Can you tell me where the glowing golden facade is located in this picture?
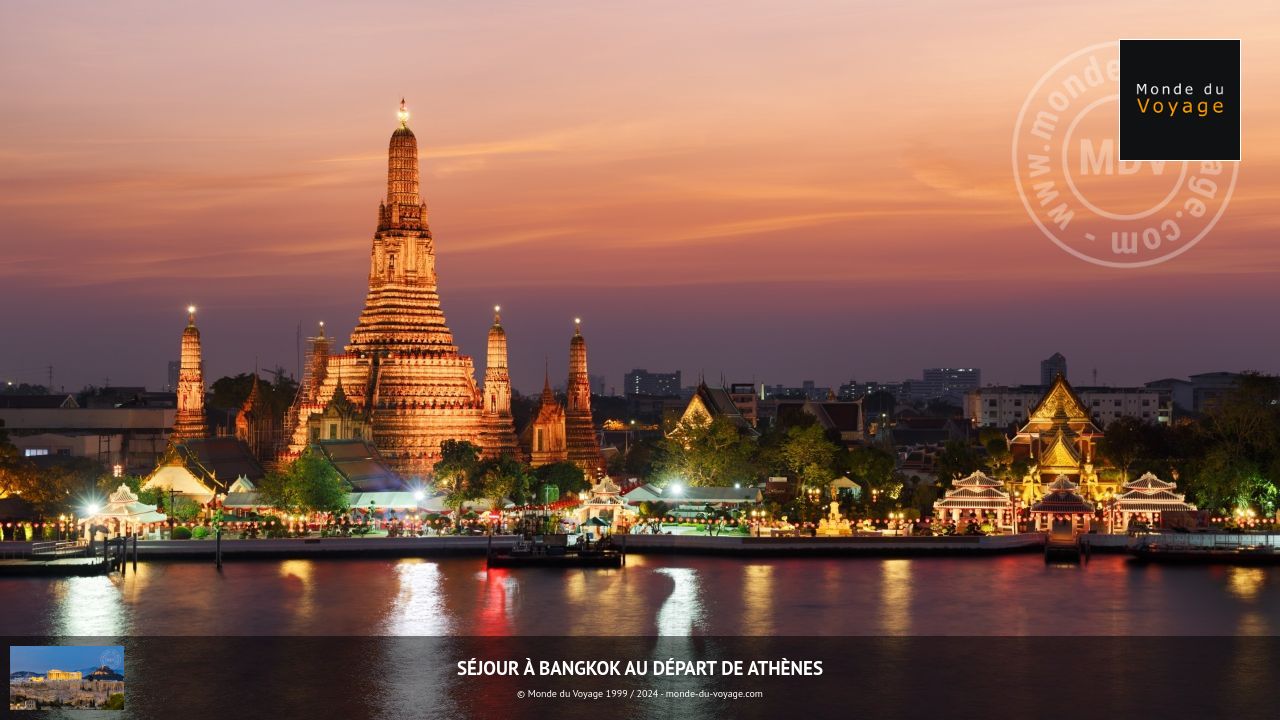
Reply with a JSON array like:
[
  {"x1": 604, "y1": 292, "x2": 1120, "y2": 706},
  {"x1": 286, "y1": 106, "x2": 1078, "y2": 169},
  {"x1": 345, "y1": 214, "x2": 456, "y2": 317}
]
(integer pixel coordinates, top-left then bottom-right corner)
[
  {"x1": 285, "y1": 101, "x2": 516, "y2": 475},
  {"x1": 565, "y1": 321, "x2": 605, "y2": 473},
  {"x1": 480, "y1": 308, "x2": 520, "y2": 459},
  {"x1": 1009, "y1": 373, "x2": 1114, "y2": 501}
]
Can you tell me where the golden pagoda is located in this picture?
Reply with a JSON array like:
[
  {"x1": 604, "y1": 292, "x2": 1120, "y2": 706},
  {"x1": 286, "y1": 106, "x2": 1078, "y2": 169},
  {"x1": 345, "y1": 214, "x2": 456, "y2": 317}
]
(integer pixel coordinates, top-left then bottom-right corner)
[
  {"x1": 284, "y1": 100, "x2": 490, "y2": 476},
  {"x1": 172, "y1": 306, "x2": 208, "y2": 441},
  {"x1": 1008, "y1": 373, "x2": 1114, "y2": 502}
]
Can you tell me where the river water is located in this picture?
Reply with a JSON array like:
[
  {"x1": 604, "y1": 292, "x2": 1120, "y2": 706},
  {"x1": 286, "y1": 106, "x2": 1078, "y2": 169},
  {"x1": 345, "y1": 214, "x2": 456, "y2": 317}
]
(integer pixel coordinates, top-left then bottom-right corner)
[{"x1": 3, "y1": 554, "x2": 1278, "y2": 636}]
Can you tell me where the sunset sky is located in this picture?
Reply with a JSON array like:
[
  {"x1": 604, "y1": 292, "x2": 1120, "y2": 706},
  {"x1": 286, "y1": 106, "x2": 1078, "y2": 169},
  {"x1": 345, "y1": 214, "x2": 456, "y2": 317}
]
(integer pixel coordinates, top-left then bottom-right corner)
[{"x1": 2, "y1": 0, "x2": 1279, "y2": 394}]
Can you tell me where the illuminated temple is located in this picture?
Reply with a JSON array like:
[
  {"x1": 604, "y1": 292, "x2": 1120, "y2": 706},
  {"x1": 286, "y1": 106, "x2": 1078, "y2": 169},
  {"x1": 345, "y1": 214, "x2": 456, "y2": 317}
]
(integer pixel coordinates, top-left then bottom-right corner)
[
  {"x1": 284, "y1": 101, "x2": 520, "y2": 475},
  {"x1": 522, "y1": 320, "x2": 606, "y2": 476},
  {"x1": 1008, "y1": 373, "x2": 1117, "y2": 503},
  {"x1": 171, "y1": 306, "x2": 208, "y2": 441}
]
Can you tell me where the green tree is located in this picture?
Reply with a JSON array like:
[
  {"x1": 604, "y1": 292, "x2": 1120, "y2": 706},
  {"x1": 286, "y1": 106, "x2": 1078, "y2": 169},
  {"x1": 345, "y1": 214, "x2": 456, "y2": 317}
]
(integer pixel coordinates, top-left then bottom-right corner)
[
  {"x1": 1184, "y1": 373, "x2": 1280, "y2": 514},
  {"x1": 534, "y1": 461, "x2": 589, "y2": 497},
  {"x1": 933, "y1": 440, "x2": 982, "y2": 489},
  {"x1": 433, "y1": 440, "x2": 484, "y2": 521},
  {"x1": 258, "y1": 449, "x2": 348, "y2": 515},
  {"x1": 780, "y1": 423, "x2": 839, "y2": 489},
  {"x1": 477, "y1": 455, "x2": 533, "y2": 508},
  {"x1": 657, "y1": 410, "x2": 757, "y2": 487},
  {"x1": 846, "y1": 444, "x2": 899, "y2": 509},
  {"x1": 1099, "y1": 416, "x2": 1146, "y2": 484}
]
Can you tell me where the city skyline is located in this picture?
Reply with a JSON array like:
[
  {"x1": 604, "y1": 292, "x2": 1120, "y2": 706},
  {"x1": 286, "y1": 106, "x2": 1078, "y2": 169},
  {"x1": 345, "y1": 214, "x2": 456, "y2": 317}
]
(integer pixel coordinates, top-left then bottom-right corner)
[{"x1": 4, "y1": 1, "x2": 1280, "y2": 393}]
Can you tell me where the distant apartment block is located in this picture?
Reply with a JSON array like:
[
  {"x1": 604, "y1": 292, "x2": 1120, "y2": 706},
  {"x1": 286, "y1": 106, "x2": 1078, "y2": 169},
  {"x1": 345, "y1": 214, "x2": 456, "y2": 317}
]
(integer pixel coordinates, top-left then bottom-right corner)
[
  {"x1": 965, "y1": 385, "x2": 1170, "y2": 428},
  {"x1": 1144, "y1": 371, "x2": 1245, "y2": 415},
  {"x1": 624, "y1": 369, "x2": 681, "y2": 397},
  {"x1": 919, "y1": 368, "x2": 981, "y2": 403},
  {"x1": 763, "y1": 380, "x2": 830, "y2": 401},
  {"x1": 837, "y1": 380, "x2": 909, "y2": 401}
]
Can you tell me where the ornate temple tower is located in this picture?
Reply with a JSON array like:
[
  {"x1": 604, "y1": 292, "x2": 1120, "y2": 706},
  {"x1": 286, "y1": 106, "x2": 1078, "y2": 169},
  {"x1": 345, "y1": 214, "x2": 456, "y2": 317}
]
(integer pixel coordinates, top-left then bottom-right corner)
[
  {"x1": 564, "y1": 319, "x2": 605, "y2": 474},
  {"x1": 285, "y1": 101, "x2": 486, "y2": 475},
  {"x1": 235, "y1": 373, "x2": 279, "y2": 465},
  {"x1": 172, "y1": 306, "x2": 209, "y2": 441},
  {"x1": 529, "y1": 369, "x2": 568, "y2": 467},
  {"x1": 480, "y1": 306, "x2": 520, "y2": 459}
]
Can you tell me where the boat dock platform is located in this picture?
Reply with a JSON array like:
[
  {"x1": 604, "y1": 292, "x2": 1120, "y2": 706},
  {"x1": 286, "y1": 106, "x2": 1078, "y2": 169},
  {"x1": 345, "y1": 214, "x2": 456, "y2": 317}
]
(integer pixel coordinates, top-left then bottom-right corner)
[{"x1": 1130, "y1": 533, "x2": 1280, "y2": 565}]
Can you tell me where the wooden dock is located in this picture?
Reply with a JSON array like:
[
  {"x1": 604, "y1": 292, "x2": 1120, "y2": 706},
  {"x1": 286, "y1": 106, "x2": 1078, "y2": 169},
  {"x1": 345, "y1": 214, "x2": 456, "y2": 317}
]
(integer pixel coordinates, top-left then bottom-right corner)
[
  {"x1": 0, "y1": 556, "x2": 114, "y2": 577},
  {"x1": 0, "y1": 537, "x2": 132, "y2": 577}
]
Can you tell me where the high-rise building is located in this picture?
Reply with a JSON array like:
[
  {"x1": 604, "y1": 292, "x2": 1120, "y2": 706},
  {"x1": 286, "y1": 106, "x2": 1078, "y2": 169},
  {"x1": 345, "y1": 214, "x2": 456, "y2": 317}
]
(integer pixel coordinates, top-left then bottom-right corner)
[
  {"x1": 172, "y1": 306, "x2": 208, "y2": 441},
  {"x1": 589, "y1": 374, "x2": 608, "y2": 397},
  {"x1": 166, "y1": 360, "x2": 180, "y2": 393},
  {"x1": 624, "y1": 369, "x2": 681, "y2": 397},
  {"x1": 1040, "y1": 352, "x2": 1068, "y2": 385},
  {"x1": 920, "y1": 368, "x2": 981, "y2": 402}
]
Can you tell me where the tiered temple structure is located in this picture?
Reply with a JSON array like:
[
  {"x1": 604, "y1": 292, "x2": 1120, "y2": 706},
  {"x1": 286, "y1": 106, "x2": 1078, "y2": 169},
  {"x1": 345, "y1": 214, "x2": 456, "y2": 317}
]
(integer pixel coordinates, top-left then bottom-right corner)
[
  {"x1": 933, "y1": 470, "x2": 1016, "y2": 532},
  {"x1": 1008, "y1": 373, "x2": 1113, "y2": 502},
  {"x1": 234, "y1": 372, "x2": 279, "y2": 466},
  {"x1": 284, "y1": 101, "x2": 517, "y2": 475},
  {"x1": 527, "y1": 369, "x2": 568, "y2": 467},
  {"x1": 1108, "y1": 472, "x2": 1198, "y2": 531},
  {"x1": 1029, "y1": 474, "x2": 1095, "y2": 532},
  {"x1": 479, "y1": 307, "x2": 521, "y2": 459},
  {"x1": 564, "y1": 320, "x2": 605, "y2": 475},
  {"x1": 287, "y1": 322, "x2": 332, "y2": 442},
  {"x1": 172, "y1": 306, "x2": 209, "y2": 441}
]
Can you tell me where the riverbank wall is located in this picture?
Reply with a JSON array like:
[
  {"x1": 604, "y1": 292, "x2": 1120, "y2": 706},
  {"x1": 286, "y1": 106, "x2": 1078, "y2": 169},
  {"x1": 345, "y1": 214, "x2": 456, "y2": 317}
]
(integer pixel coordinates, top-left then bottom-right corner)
[{"x1": 2, "y1": 533, "x2": 1067, "y2": 561}]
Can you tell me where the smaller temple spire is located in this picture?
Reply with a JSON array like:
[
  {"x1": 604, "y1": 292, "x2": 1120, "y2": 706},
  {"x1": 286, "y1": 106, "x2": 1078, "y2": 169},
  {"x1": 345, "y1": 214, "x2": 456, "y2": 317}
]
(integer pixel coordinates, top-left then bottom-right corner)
[
  {"x1": 187, "y1": 305, "x2": 197, "y2": 325},
  {"x1": 397, "y1": 98, "x2": 409, "y2": 128},
  {"x1": 493, "y1": 305, "x2": 502, "y2": 325}
]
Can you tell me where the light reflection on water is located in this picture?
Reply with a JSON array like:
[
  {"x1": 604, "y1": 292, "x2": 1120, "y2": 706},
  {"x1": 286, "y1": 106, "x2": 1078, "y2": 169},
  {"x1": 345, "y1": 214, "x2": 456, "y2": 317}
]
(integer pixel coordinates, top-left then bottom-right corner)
[
  {"x1": 50, "y1": 575, "x2": 128, "y2": 636},
  {"x1": 383, "y1": 561, "x2": 452, "y2": 636},
  {"x1": 1227, "y1": 567, "x2": 1266, "y2": 600},
  {"x1": 877, "y1": 559, "x2": 912, "y2": 636},
  {"x1": 741, "y1": 564, "x2": 774, "y2": 636},
  {"x1": 2, "y1": 555, "x2": 1279, "y2": 637},
  {"x1": 654, "y1": 567, "x2": 705, "y2": 636}
]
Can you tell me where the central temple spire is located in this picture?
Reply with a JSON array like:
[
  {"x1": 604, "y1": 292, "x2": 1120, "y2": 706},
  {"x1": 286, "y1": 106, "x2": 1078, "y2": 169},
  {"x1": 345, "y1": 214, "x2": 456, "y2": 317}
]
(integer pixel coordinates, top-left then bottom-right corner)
[
  {"x1": 290, "y1": 100, "x2": 487, "y2": 475},
  {"x1": 385, "y1": 98, "x2": 422, "y2": 215},
  {"x1": 351, "y1": 100, "x2": 452, "y2": 352},
  {"x1": 173, "y1": 305, "x2": 208, "y2": 441}
]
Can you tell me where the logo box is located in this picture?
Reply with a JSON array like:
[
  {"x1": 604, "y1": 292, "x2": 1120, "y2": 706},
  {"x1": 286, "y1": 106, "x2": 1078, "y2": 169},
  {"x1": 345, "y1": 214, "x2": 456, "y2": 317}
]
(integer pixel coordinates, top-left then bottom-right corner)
[{"x1": 1119, "y1": 39, "x2": 1241, "y2": 161}]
